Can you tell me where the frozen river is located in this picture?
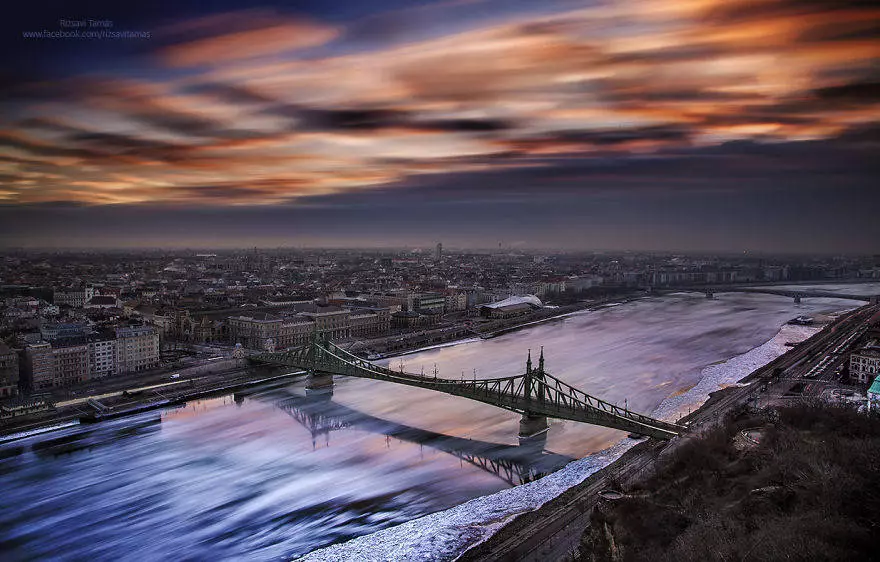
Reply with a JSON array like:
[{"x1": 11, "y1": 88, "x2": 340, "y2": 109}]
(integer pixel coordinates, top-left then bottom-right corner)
[{"x1": 0, "y1": 291, "x2": 864, "y2": 560}]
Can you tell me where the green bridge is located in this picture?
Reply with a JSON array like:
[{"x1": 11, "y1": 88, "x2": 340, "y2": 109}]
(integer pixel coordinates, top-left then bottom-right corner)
[{"x1": 250, "y1": 335, "x2": 686, "y2": 440}]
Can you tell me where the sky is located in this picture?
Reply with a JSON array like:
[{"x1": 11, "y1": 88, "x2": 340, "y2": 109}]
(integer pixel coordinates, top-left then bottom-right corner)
[{"x1": 0, "y1": 0, "x2": 878, "y2": 252}]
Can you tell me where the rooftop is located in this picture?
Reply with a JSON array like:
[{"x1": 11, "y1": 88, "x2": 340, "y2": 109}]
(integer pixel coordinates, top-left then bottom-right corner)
[{"x1": 481, "y1": 294, "x2": 543, "y2": 310}]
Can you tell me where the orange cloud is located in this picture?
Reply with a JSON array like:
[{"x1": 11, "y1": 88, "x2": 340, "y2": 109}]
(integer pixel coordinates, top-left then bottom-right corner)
[
  {"x1": 2, "y1": 0, "x2": 877, "y2": 208},
  {"x1": 163, "y1": 15, "x2": 339, "y2": 67}
]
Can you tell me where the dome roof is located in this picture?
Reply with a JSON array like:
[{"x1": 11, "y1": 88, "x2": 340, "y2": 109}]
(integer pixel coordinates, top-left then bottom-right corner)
[{"x1": 482, "y1": 294, "x2": 543, "y2": 309}]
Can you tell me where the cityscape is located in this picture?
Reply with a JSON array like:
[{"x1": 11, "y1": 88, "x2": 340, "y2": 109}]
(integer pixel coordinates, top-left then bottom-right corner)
[
  {"x1": 3, "y1": 249, "x2": 880, "y2": 399},
  {"x1": 2, "y1": 0, "x2": 879, "y2": 560}
]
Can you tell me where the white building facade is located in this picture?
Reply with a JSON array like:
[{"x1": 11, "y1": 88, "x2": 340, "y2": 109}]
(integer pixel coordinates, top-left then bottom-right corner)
[{"x1": 850, "y1": 344, "x2": 880, "y2": 384}]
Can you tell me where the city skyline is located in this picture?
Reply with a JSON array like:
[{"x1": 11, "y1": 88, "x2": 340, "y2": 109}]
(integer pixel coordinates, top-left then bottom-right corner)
[{"x1": 1, "y1": 0, "x2": 878, "y2": 251}]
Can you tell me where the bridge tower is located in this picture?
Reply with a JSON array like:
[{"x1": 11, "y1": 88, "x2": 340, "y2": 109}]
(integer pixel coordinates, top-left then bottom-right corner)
[
  {"x1": 519, "y1": 348, "x2": 549, "y2": 437},
  {"x1": 306, "y1": 332, "x2": 334, "y2": 393}
]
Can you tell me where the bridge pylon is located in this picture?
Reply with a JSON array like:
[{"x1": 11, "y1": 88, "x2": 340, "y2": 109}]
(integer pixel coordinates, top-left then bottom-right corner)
[
  {"x1": 306, "y1": 331, "x2": 334, "y2": 393},
  {"x1": 520, "y1": 348, "x2": 549, "y2": 437}
]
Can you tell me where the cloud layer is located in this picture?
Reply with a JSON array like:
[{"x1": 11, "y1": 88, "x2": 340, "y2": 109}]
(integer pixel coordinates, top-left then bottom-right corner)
[{"x1": 0, "y1": 0, "x2": 877, "y2": 249}]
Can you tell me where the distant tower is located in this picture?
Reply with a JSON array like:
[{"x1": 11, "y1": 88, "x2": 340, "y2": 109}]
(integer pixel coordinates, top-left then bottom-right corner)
[{"x1": 435, "y1": 242, "x2": 442, "y2": 261}]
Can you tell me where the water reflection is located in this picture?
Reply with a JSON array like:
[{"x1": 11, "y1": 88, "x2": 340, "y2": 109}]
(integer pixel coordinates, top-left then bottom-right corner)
[{"x1": 270, "y1": 390, "x2": 572, "y2": 486}]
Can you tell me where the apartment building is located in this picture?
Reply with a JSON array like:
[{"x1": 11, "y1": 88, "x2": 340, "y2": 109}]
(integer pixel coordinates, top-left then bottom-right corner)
[
  {"x1": 89, "y1": 334, "x2": 117, "y2": 378},
  {"x1": 22, "y1": 343, "x2": 54, "y2": 390},
  {"x1": 0, "y1": 343, "x2": 19, "y2": 398},
  {"x1": 115, "y1": 326, "x2": 160, "y2": 374}
]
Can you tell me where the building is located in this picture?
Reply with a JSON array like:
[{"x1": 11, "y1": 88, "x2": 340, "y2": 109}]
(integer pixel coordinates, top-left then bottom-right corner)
[
  {"x1": 115, "y1": 326, "x2": 160, "y2": 374},
  {"x1": 85, "y1": 295, "x2": 119, "y2": 309},
  {"x1": 50, "y1": 339, "x2": 91, "y2": 387},
  {"x1": 391, "y1": 310, "x2": 440, "y2": 329},
  {"x1": 21, "y1": 343, "x2": 54, "y2": 390},
  {"x1": 227, "y1": 305, "x2": 391, "y2": 350},
  {"x1": 227, "y1": 314, "x2": 286, "y2": 350},
  {"x1": 348, "y1": 307, "x2": 392, "y2": 338},
  {"x1": 410, "y1": 293, "x2": 446, "y2": 314},
  {"x1": 435, "y1": 243, "x2": 442, "y2": 261},
  {"x1": 40, "y1": 322, "x2": 88, "y2": 341},
  {"x1": 53, "y1": 286, "x2": 95, "y2": 308},
  {"x1": 444, "y1": 291, "x2": 467, "y2": 313},
  {"x1": 89, "y1": 334, "x2": 117, "y2": 378},
  {"x1": 300, "y1": 307, "x2": 352, "y2": 340},
  {"x1": 480, "y1": 294, "x2": 543, "y2": 319},
  {"x1": 0, "y1": 343, "x2": 19, "y2": 398},
  {"x1": 567, "y1": 275, "x2": 604, "y2": 292},
  {"x1": 850, "y1": 341, "x2": 880, "y2": 384}
]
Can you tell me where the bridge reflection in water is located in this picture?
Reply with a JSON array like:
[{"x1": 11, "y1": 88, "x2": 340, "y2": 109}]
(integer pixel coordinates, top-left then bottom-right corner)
[{"x1": 264, "y1": 390, "x2": 574, "y2": 487}]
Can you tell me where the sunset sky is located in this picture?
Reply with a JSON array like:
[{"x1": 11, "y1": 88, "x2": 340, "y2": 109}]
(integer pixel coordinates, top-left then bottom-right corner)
[{"x1": 1, "y1": 0, "x2": 878, "y2": 251}]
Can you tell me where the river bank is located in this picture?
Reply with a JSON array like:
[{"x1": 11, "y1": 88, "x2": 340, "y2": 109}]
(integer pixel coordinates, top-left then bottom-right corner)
[{"x1": 0, "y1": 363, "x2": 298, "y2": 440}]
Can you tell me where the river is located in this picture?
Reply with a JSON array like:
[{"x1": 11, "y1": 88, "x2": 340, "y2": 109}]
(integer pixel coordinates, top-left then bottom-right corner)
[{"x1": 0, "y1": 291, "x2": 867, "y2": 560}]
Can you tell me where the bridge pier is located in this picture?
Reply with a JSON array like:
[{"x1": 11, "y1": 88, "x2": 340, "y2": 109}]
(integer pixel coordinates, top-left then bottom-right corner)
[
  {"x1": 306, "y1": 371, "x2": 334, "y2": 394},
  {"x1": 518, "y1": 429, "x2": 548, "y2": 452},
  {"x1": 519, "y1": 413, "x2": 549, "y2": 438}
]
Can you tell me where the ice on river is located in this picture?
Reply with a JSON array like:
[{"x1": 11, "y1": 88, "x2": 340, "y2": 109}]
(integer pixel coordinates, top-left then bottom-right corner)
[{"x1": 300, "y1": 321, "x2": 823, "y2": 561}]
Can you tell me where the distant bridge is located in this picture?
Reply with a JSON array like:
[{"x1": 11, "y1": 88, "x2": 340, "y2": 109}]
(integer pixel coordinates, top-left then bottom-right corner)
[
  {"x1": 275, "y1": 393, "x2": 573, "y2": 486},
  {"x1": 657, "y1": 285, "x2": 876, "y2": 303},
  {"x1": 251, "y1": 335, "x2": 685, "y2": 440}
]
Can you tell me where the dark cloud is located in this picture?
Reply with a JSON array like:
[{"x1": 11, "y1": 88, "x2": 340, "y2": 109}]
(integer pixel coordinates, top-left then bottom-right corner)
[
  {"x1": 702, "y1": 0, "x2": 879, "y2": 25},
  {"x1": 258, "y1": 103, "x2": 514, "y2": 134},
  {"x1": 813, "y1": 81, "x2": 880, "y2": 102},
  {"x1": 188, "y1": 82, "x2": 277, "y2": 105},
  {"x1": 556, "y1": 125, "x2": 692, "y2": 146},
  {"x1": 69, "y1": 132, "x2": 196, "y2": 162},
  {"x1": 409, "y1": 118, "x2": 513, "y2": 133},
  {"x1": 602, "y1": 44, "x2": 730, "y2": 66},
  {"x1": 13, "y1": 118, "x2": 197, "y2": 164},
  {"x1": 0, "y1": 132, "x2": 106, "y2": 161},
  {"x1": 795, "y1": 20, "x2": 880, "y2": 43},
  {"x1": 499, "y1": 125, "x2": 693, "y2": 153},
  {"x1": 299, "y1": 107, "x2": 407, "y2": 130},
  {"x1": 836, "y1": 121, "x2": 880, "y2": 143}
]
